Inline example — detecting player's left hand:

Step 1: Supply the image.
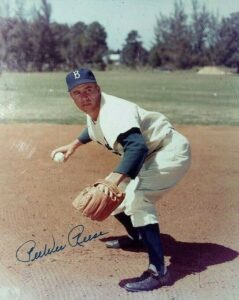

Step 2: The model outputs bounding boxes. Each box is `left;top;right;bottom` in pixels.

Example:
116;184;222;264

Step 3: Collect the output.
72;179;125;221
97;183;117;200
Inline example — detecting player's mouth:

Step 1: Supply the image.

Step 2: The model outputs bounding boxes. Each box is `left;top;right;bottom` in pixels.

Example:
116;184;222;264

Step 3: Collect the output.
82;101;91;107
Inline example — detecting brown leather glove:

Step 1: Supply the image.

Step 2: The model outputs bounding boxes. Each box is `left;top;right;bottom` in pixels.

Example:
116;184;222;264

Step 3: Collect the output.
72;179;125;221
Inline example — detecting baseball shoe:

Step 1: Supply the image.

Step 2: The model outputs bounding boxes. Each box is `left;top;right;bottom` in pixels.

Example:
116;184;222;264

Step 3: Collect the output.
105;236;144;249
123;268;170;292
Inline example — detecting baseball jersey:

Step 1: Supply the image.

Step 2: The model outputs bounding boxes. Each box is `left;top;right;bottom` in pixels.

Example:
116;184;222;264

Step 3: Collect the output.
87;92;174;155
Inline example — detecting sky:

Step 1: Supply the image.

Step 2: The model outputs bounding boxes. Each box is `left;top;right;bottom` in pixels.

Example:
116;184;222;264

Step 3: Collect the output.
3;0;239;50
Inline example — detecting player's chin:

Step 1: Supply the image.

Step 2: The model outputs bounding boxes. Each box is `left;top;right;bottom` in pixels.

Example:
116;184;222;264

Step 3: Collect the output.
82;107;92;114
83;104;96;113
78;105;90;113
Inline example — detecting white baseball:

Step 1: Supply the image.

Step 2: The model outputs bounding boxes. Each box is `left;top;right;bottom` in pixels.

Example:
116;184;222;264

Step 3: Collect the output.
53;152;65;163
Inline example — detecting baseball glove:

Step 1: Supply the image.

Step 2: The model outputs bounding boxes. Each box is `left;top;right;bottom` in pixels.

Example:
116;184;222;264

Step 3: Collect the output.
72;179;125;221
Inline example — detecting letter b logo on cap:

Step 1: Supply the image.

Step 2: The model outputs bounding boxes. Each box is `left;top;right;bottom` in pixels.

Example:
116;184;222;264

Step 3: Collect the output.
73;70;81;79
66;68;96;91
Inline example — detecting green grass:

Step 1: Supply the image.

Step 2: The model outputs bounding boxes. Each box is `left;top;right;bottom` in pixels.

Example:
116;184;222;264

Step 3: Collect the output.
0;70;238;125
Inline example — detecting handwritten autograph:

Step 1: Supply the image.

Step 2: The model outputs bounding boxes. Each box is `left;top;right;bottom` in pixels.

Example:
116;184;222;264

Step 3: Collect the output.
16;225;108;263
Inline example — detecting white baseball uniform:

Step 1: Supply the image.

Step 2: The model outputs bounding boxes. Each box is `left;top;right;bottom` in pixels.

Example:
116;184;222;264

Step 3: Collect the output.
87;92;191;227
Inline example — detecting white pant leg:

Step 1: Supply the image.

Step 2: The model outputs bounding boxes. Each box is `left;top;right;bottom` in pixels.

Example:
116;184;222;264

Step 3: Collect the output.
112;131;191;227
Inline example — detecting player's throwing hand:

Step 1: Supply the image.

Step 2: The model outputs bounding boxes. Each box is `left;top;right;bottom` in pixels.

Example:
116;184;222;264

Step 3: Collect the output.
51;139;81;162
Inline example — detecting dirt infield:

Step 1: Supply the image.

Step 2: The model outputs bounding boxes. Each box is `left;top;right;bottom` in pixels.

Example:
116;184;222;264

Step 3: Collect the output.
0;124;238;300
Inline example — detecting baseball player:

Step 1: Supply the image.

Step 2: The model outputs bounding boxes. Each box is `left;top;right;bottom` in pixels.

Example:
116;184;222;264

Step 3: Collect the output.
51;68;191;292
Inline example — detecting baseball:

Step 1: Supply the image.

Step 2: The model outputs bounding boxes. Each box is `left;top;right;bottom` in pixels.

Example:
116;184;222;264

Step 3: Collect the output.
53;152;65;163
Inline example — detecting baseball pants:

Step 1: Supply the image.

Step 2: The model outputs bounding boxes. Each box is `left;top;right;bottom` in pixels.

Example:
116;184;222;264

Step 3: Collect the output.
113;130;191;227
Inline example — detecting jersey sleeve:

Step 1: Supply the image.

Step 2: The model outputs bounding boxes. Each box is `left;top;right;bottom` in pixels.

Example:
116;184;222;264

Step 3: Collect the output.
114;128;148;179
78;127;92;144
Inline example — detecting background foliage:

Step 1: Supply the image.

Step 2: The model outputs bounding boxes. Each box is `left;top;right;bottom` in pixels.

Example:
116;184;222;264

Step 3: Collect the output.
0;0;239;72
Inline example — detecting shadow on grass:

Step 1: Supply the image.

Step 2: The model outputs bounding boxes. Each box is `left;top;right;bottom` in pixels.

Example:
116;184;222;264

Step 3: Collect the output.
101;234;238;286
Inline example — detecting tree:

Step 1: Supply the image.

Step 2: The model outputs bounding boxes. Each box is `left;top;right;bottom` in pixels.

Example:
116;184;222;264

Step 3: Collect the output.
216;12;239;73
0;17;9;69
151;0;192;69
83;21;108;68
190;0;221;66
0;17;31;71
0;2;109;71
11;1;33;71
30;0;61;71
50;22;70;69
121;30;148;68
190;0;210;65
67;21;87;68
148;45;162;68
205;12;221;64
168;0;192;68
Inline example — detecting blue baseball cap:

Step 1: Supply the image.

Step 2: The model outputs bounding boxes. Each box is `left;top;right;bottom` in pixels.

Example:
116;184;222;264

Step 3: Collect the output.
66;68;97;92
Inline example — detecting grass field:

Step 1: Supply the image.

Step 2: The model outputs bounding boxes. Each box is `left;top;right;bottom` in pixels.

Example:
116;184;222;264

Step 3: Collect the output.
0;70;238;125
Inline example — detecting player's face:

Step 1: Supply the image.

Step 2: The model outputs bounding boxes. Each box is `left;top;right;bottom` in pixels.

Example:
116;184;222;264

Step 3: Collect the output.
70;83;101;119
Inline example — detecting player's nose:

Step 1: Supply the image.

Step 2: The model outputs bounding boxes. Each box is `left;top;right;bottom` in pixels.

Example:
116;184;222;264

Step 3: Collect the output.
81;92;89;101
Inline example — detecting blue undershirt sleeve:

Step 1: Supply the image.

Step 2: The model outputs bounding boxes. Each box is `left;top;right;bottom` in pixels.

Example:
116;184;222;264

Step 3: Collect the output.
78;127;92;144
114;128;148;179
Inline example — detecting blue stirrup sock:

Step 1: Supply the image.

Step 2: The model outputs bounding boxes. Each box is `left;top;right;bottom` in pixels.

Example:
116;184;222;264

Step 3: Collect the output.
138;223;165;276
